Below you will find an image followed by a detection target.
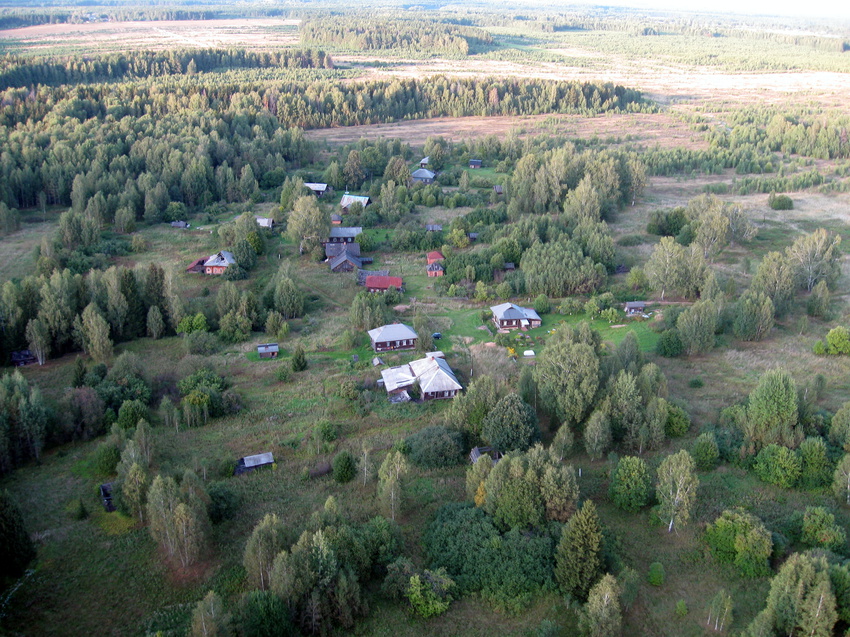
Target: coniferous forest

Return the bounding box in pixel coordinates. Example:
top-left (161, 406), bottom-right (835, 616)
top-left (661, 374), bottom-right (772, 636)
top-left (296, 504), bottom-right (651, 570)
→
top-left (1, 2), bottom-right (850, 636)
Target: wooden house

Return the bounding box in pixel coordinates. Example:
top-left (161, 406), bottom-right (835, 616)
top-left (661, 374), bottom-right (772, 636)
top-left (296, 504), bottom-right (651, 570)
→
top-left (327, 227), bottom-right (362, 243)
top-left (365, 275), bottom-right (403, 293)
top-left (340, 194), bottom-right (371, 213)
top-left (368, 323), bottom-right (418, 352)
top-left (411, 168), bottom-right (436, 185)
top-left (469, 159), bottom-right (482, 169)
top-left (257, 343), bottom-right (279, 359)
top-left (305, 182), bottom-right (331, 197)
top-left (186, 257), bottom-right (206, 274)
top-left (625, 301), bottom-right (647, 315)
top-left (490, 302), bottom-right (542, 330)
top-left (204, 251), bottom-right (236, 275)
top-left (426, 262), bottom-right (444, 277)
top-left (234, 452), bottom-right (275, 476)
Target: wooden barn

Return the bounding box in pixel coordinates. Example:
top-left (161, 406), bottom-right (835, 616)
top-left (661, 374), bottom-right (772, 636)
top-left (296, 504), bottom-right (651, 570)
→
top-left (234, 452), bottom-right (275, 476)
top-left (257, 343), bottom-right (279, 359)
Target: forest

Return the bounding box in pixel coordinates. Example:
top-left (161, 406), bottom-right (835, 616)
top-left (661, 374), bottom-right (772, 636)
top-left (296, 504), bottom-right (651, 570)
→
top-left (1, 2), bottom-right (850, 637)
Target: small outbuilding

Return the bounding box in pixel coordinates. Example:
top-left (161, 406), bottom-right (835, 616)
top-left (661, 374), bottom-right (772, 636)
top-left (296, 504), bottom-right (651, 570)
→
top-left (493, 185), bottom-right (504, 196)
top-left (419, 157), bottom-right (430, 169)
top-left (11, 350), bottom-right (38, 366)
top-left (100, 483), bottom-right (116, 512)
top-left (171, 220), bottom-right (190, 229)
top-left (365, 275), bottom-right (403, 293)
top-left (257, 343), bottom-right (279, 359)
top-left (425, 224), bottom-right (443, 232)
top-left (426, 250), bottom-right (445, 265)
top-left (469, 159), bottom-right (482, 169)
top-left (331, 214), bottom-right (342, 225)
top-left (305, 182), bottom-right (331, 197)
top-left (469, 446), bottom-right (503, 465)
top-left (255, 216), bottom-right (274, 229)
top-left (624, 301), bottom-right (647, 315)
top-left (234, 452), bottom-right (275, 476)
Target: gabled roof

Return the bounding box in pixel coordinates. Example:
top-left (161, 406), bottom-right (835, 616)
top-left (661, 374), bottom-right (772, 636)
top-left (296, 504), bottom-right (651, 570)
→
top-left (420, 156), bottom-right (429, 165)
top-left (425, 224), bottom-right (443, 232)
top-left (625, 301), bottom-right (647, 309)
top-left (365, 275), bottom-right (403, 290)
top-left (257, 343), bottom-right (279, 354)
top-left (409, 356), bottom-right (463, 393)
top-left (304, 182), bottom-right (329, 192)
top-left (325, 242), bottom-right (361, 258)
top-left (490, 302), bottom-right (540, 322)
top-left (186, 257), bottom-right (206, 272)
top-left (171, 220), bottom-right (189, 228)
top-left (329, 227), bottom-right (363, 239)
top-left (381, 364), bottom-right (418, 393)
top-left (426, 263), bottom-right (444, 272)
top-left (330, 252), bottom-right (362, 270)
top-left (340, 194), bottom-right (370, 209)
top-left (426, 250), bottom-right (444, 261)
top-left (469, 159), bottom-right (482, 166)
top-left (368, 323), bottom-right (418, 343)
top-left (204, 251), bottom-right (236, 267)
top-left (412, 168), bottom-right (436, 180)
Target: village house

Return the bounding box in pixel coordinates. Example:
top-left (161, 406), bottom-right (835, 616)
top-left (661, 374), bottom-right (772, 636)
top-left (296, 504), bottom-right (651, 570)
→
top-left (365, 275), bottom-right (403, 293)
top-left (257, 343), bottom-right (279, 359)
top-left (325, 243), bottom-right (372, 272)
top-left (170, 220), bottom-right (190, 229)
top-left (426, 250), bottom-right (444, 265)
top-left (425, 224), bottom-right (443, 232)
top-left (326, 227), bottom-right (362, 243)
top-left (304, 182), bottom-right (331, 197)
top-left (234, 452), bottom-right (275, 476)
top-left (490, 302), bottom-right (542, 330)
top-left (255, 216), bottom-right (274, 229)
top-left (340, 194), bottom-right (371, 213)
top-left (203, 251), bottom-right (236, 275)
top-left (426, 262), bottom-right (444, 277)
top-left (380, 354), bottom-right (462, 401)
top-left (186, 257), bottom-right (206, 274)
top-left (411, 168), bottom-right (436, 185)
top-left (469, 159), bottom-right (482, 169)
top-left (368, 323), bottom-right (418, 352)
top-left (625, 301), bottom-right (647, 316)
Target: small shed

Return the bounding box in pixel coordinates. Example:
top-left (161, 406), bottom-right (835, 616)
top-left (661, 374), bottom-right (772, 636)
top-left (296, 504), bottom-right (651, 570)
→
top-left (234, 452), bottom-right (275, 476)
top-left (257, 343), bottom-right (279, 359)
top-left (425, 224), bottom-right (443, 232)
top-left (100, 483), bottom-right (116, 512)
top-left (419, 156), bottom-right (430, 169)
top-left (624, 301), bottom-right (647, 315)
top-left (372, 356), bottom-right (384, 367)
top-left (469, 446), bottom-right (503, 465)
top-left (255, 216), bottom-right (274, 229)
top-left (305, 182), bottom-right (331, 197)
top-left (467, 232), bottom-right (479, 241)
top-left (171, 220), bottom-right (190, 229)
top-left (493, 185), bottom-right (504, 195)
top-left (11, 350), bottom-right (38, 366)
top-left (366, 275), bottom-right (403, 293)
top-left (469, 159), bottom-right (482, 169)
top-left (331, 214), bottom-right (342, 225)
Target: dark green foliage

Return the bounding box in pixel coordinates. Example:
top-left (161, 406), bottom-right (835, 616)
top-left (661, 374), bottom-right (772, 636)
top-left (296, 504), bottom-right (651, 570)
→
top-left (0, 490), bottom-right (36, 578)
top-left (316, 420), bottom-right (338, 443)
top-left (768, 192), bottom-right (794, 210)
top-left (207, 481), bottom-right (239, 524)
top-left (647, 562), bottom-right (664, 587)
top-left (691, 433), bottom-right (720, 471)
top-left (704, 509), bottom-right (772, 577)
top-left (332, 451), bottom-right (357, 483)
top-left (555, 500), bottom-right (603, 601)
top-left (609, 456), bottom-right (652, 513)
top-left (646, 207), bottom-right (687, 236)
top-left (665, 405), bottom-right (691, 438)
top-left (745, 369), bottom-right (801, 449)
top-left (92, 443), bottom-right (121, 476)
top-left (754, 444), bottom-right (801, 488)
top-left (275, 366), bottom-right (291, 383)
top-left (235, 591), bottom-right (294, 637)
top-left (177, 368), bottom-right (227, 396)
top-left (800, 507), bottom-right (846, 552)
top-left (798, 437), bottom-right (833, 489)
top-left (406, 426), bottom-right (464, 469)
top-left (115, 399), bottom-right (148, 430)
top-left (71, 497), bottom-right (88, 521)
top-left (291, 345), bottom-right (307, 372)
top-left (656, 329), bottom-right (684, 357)
top-left (493, 476), bottom-right (545, 531)
top-left (382, 557), bottom-right (417, 601)
top-left (482, 393), bottom-right (540, 453)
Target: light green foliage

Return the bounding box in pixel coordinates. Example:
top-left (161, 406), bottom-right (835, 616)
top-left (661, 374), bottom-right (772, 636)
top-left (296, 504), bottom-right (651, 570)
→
top-left (799, 437), bottom-right (833, 489)
top-left (406, 569), bottom-right (455, 618)
top-left (244, 513), bottom-right (288, 590)
top-left (704, 509), bottom-right (772, 577)
top-left (551, 424), bottom-right (575, 462)
top-left (676, 300), bottom-right (717, 356)
top-left (534, 329), bottom-right (600, 426)
top-left (744, 369), bottom-right (801, 450)
top-left (751, 251), bottom-right (795, 316)
top-left (801, 507), bottom-right (846, 552)
top-left (555, 500), bottom-right (602, 601)
top-left (733, 290), bottom-right (774, 341)
top-left (445, 375), bottom-right (500, 437)
top-left (647, 562), bottom-right (665, 587)
top-left (482, 393), bottom-right (540, 453)
top-left (691, 433), bottom-right (720, 471)
top-left (609, 370), bottom-right (645, 453)
top-left (786, 228), bottom-right (841, 292)
top-left (754, 444), bottom-right (801, 489)
top-left (808, 280), bottom-right (831, 318)
top-left (832, 455), bottom-right (850, 505)
top-left (146, 305), bottom-right (165, 339)
top-left (579, 574), bottom-right (622, 637)
top-left (288, 195), bottom-right (329, 255)
top-left (656, 450), bottom-right (698, 533)
top-left (584, 408), bottom-right (612, 460)
top-left (706, 589), bottom-right (733, 633)
top-left (190, 591), bottom-right (229, 637)
top-left (609, 456), bottom-right (652, 513)
top-left (826, 326), bottom-right (850, 355)
top-left (618, 567), bottom-right (640, 612)
top-left (378, 451), bottom-right (409, 521)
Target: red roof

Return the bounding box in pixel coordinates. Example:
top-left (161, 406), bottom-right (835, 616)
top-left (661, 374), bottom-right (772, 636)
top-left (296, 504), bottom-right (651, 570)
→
top-left (426, 251), bottom-right (444, 261)
top-left (366, 275), bottom-right (403, 290)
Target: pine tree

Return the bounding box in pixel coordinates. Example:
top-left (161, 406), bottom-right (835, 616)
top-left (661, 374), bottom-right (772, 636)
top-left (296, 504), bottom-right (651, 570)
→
top-left (580, 574), bottom-right (622, 637)
top-left (244, 514), bottom-right (288, 591)
top-left (291, 345), bottom-right (307, 372)
top-left (0, 489), bottom-right (36, 578)
top-left (555, 500), bottom-right (603, 600)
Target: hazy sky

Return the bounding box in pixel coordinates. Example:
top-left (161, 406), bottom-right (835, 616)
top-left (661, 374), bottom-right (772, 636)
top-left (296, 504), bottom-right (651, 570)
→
top-left (582, 0), bottom-right (848, 19)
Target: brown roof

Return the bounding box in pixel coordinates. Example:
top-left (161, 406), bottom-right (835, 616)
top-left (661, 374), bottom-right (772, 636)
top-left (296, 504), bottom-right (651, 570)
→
top-left (426, 251), bottom-right (444, 261)
top-left (366, 275), bottom-right (403, 290)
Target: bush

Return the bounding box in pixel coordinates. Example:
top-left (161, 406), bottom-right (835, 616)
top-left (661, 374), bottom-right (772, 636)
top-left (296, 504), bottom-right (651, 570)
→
top-left (768, 192), bottom-right (793, 210)
top-left (813, 340), bottom-right (827, 356)
top-left (754, 444), bottom-right (801, 489)
top-left (316, 420), bottom-right (338, 443)
top-left (92, 443), bottom-right (121, 476)
top-left (688, 378), bottom-right (704, 388)
top-left (115, 399), bottom-right (148, 430)
top-left (332, 450), bottom-right (357, 483)
top-left (275, 365), bottom-right (291, 383)
top-left (609, 456), bottom-right (652, 513)
top-left (704, 509), bottom-right (772, 577)
top-left (800, 506), bottom-right (846, 552)
top-left (184, 331), bottom-right (219, 356)
top-left (208, 481), bottom-right (239, 523)
top-left (533, 294), bottom-right (550, 315)
top-left (647, 562), bottom-right (664, 586)
top-left (675, 600), bottom-right (688, 617)
top-left (665, 405), bottom-right (690, 438)
top-left (71, 497), bottom-right (88, 520)
top-left (235, 590), bottom-right (293, 637)
top-left (406, 426), bottom-right (464, 469)
top-left (656, 329), bottom-right (684, 357)
top-left (826, 326), bottom-right (850, 355)
top-left (291, 345), bottom-right (308, 372)
top-left (691, 433), bottom-right (720, 471)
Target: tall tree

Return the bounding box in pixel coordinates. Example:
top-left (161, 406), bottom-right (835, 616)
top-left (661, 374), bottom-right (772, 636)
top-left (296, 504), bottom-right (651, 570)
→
top-left (343, 150), bottom-right (366, 189)
top-left (745, 369), bottom-right (801, 450)
top-left (244, 513), bottom-right (288, 591)
top-left (122, 462), bottom-right (147, 523)
top-left (190, 591), bottom-right (229, 637)
top-left (76, 303), bottom-right (113, 363)
top-left (580, 574), bottom-right (622, 637)
top-left (534, 336), bottom-right (599, 426)
top-left (378, 451), bottom-right (409, 521)
top-left (786, 228), bottom-right (841, 291)
top-left (555, 500), bottom-right (603, 600)
top-left (609, 456), bottom-right (652, 513)
top-left (656, 450), bottom-right (698, 533)
top-left (676, 300), bottom-right (717, 356)
top-left (645, 237), bottom-right (686, 301)
top-left (832, 454), bottom-right (850, 505)
top-left (733, 291), bottom-right (774, 342)
top-left (751, 251), bottom-right (795, 316)
top-left (25, 317), bottom-right (50, 365)
top-left (287, 195), bottom-right (329, 255)
top-left (481, 393), bottom-right (540, 453)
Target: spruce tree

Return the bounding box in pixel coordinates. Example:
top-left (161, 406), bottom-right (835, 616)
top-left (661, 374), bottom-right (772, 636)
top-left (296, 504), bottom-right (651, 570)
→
top-left (555, 500), bottom-right (603, 600)
top-left (0, 489), bottom-right (36, 578)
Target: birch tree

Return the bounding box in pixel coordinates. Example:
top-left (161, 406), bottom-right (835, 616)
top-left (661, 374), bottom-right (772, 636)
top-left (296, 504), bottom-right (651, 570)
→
top-left (378, 450), bottom-right (409, 521)
top-left (244, 513), bottom-right (288, 591)
top-left (833, 455), bottom-right (850, 505)
top-left (656, 450), bottom-right (698, 533)
top-left (706, 589), bottom-right (733, 632)
top-left (786, 228), bottom-right (841, 291)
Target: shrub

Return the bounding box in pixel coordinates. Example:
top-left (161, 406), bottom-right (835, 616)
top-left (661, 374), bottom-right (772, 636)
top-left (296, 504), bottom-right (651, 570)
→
top-left (533, 294), bottom-right (550, 315)
top-left (768, 192), bottom-right (793, 210)
top-left (688, 378), bottom-right (704, 388)
top-left (800, 506), bottom-right (846, 552)
top-left (798, 437), bottom-right (832, 489)
top-left (92, 443), bottom-right (121, 476)
top-left (675, 600), bottom-right (688, 617)
top-left (656, 329), bottom-right (684, 357)
top-left (754, 444), bottom-right (801, 489)
top-left (826, 326), bottom-right (850, 355)
top-left (332, 450), bottom-right (357, 483)
top-left (115, 399), bottom-right (148, 430)
top-left (704, 509), bottom-right (772, 577)
top-left (71, 497), bottom-right (88, 520)
top-left (208, 481), bottom-right (239, 523)
top-left (647, 562), bottom-right (664, 586)
top-left (275, 366), bottom-right (291, 383)
top-left (609, 456), bottom-right (652, 513)
top-left (235, 590), bottom-right (293, 637)
top-left (813, 340), bottom-right (828, 356)
top-left (316, 420), bottom-right (338, 443)
top-left (406, 426), bottom-right (464, 469)
top-left (184, 331), bottom-right (219, 356)
top-left (691, 433), bottom-right (720, 471)
top-left (406, 569), bottom-right (455, 618)
top-left (291, 345), bottom-right (308, 372)
top-left (665, 405), bottom-right (690, 438)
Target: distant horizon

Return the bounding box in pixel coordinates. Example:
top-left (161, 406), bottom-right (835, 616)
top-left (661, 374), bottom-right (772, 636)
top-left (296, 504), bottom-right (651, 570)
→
top-left (524, 0), bottom-right (850, 20)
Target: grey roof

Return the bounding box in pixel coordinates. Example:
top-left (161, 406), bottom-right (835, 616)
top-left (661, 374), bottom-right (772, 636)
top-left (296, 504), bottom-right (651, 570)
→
top-left (425, 224), bottom-right (443, 232)
top-left (490, 302), bottom-right (541, 323)
top-left (330, 252), bottom-right (362, 270)
top-left (257, 343), bottom-right (279, 354)
top-left (329, 227), bottom-right (363, 239)
top-left (171, 220), bottom-right (189, 228)
top-left (255, 216), bottom-right (273, 228)
top-left (204, 251), bottom-right (236, 267)
top-left (420, 156), bottom-right (429, 165)
top-left (625, 301), bottom-right (647, 309)
top-left (412, 168), bottom-right (435, 180)
top-left (242, 452), bottom-right (274, 467)
top-left (304, 182), bottom-right (329, 192)
top-left (325, 242), bottom-right (361, 258)
top-left (409, 356), bottom-right (462, 393)
top-left (381, 364), bottom-right (418, 393)
top-left (340, 194), bottom-right (370, 209)
top-left (426, 262), bottom-right (444, 272)
top-left (368, 323), bottom-right (418, 343)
